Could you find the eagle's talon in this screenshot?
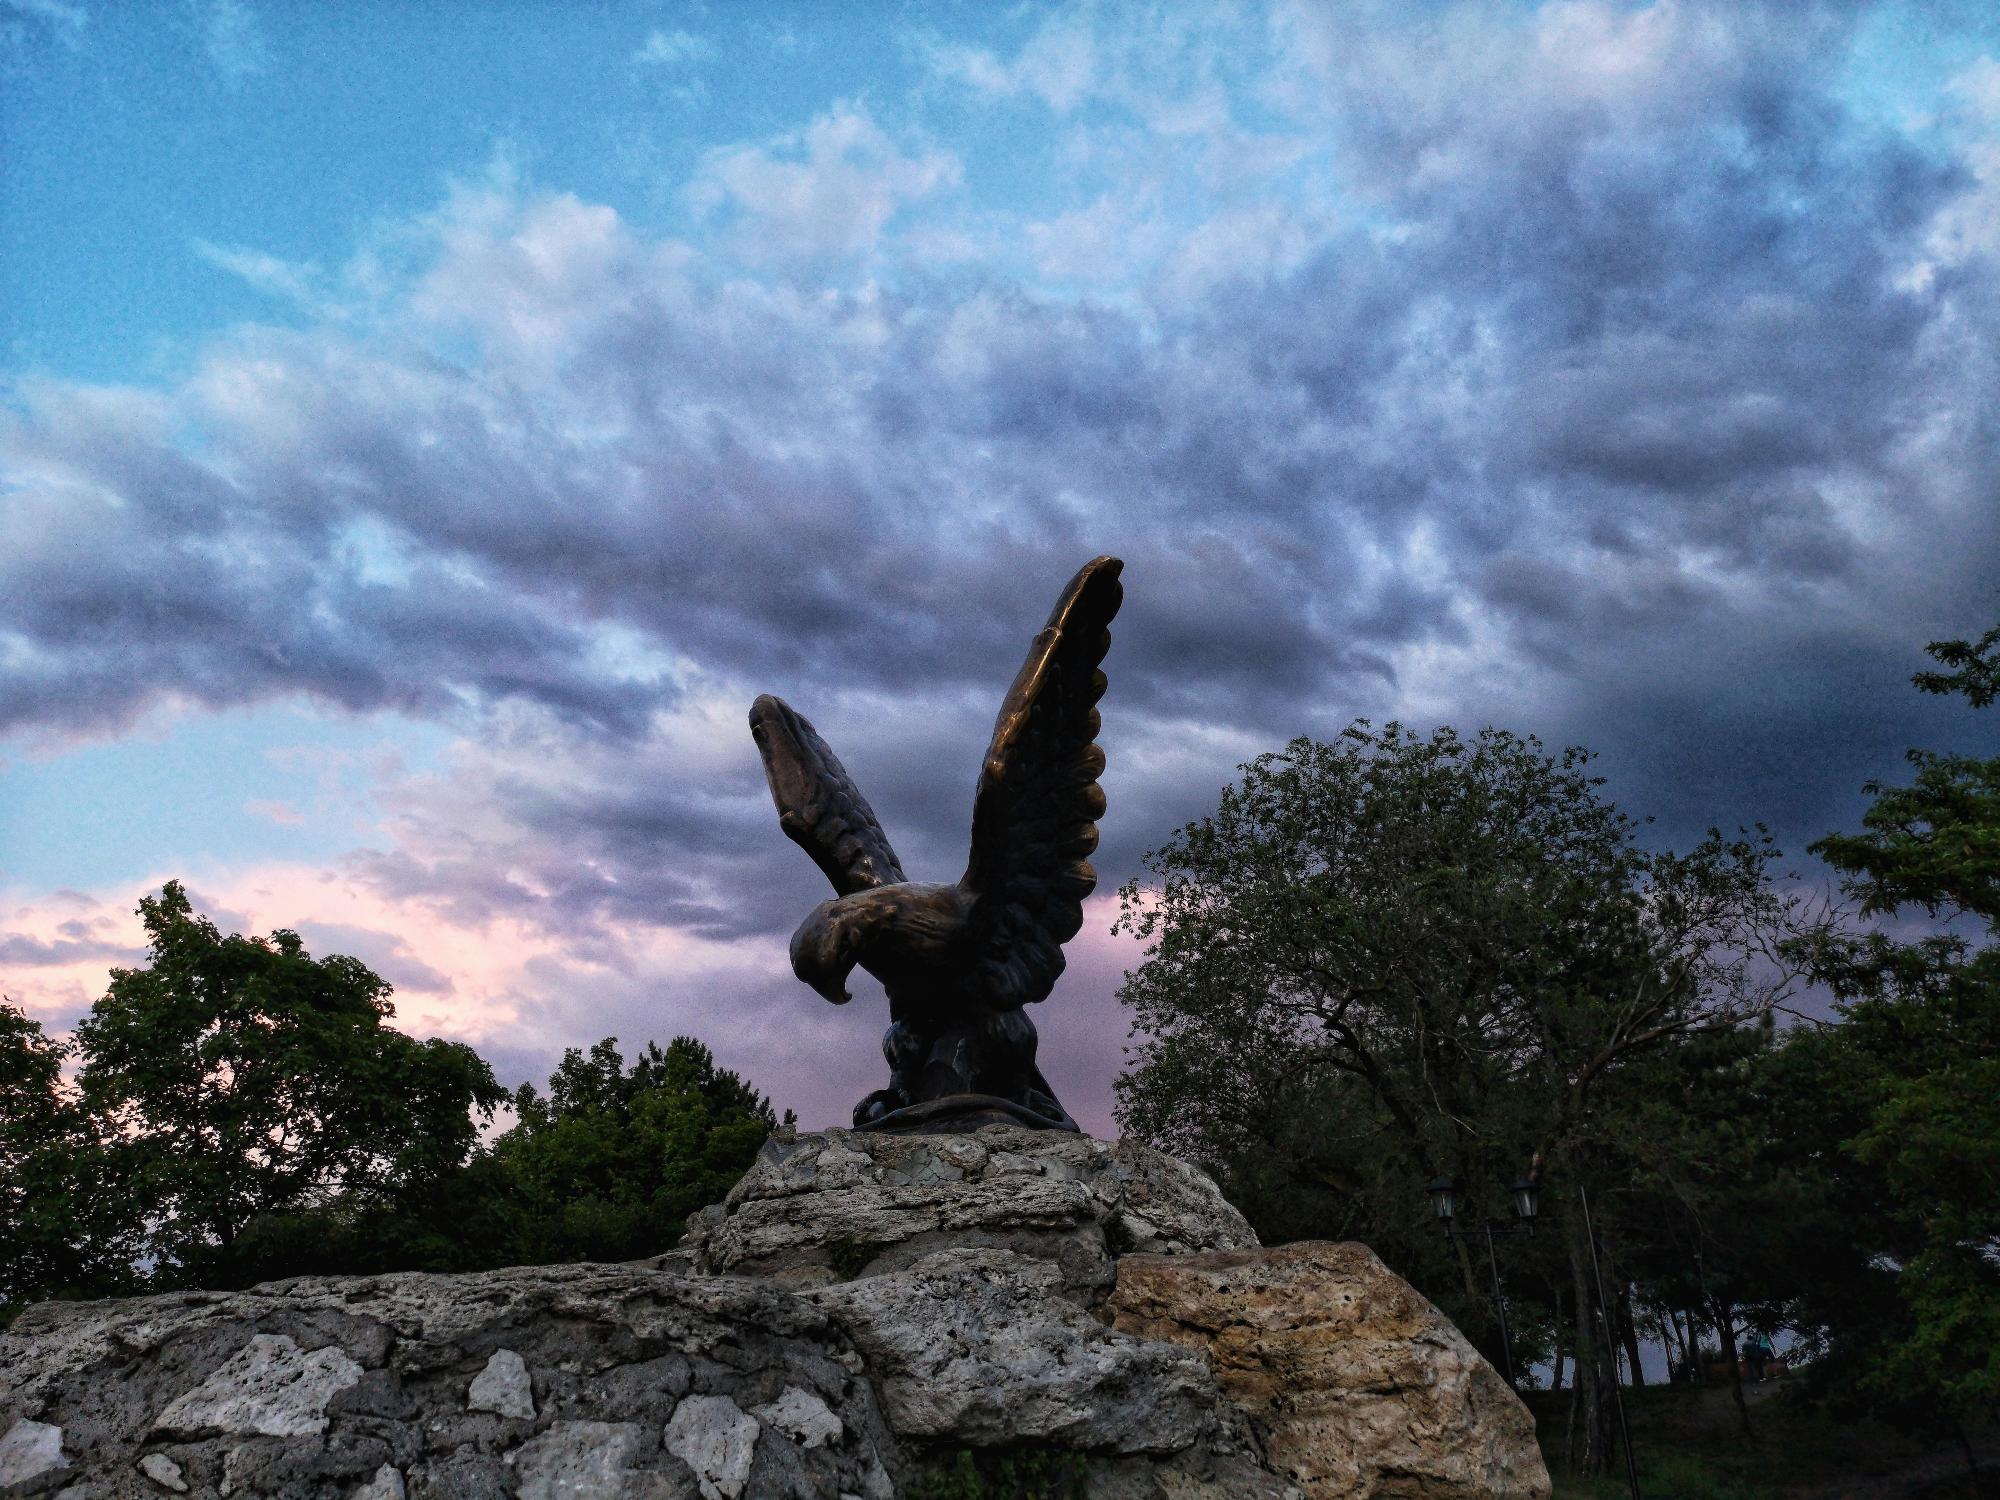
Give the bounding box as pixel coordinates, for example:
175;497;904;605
852;1088;907;1127
1018;1087;1066;1123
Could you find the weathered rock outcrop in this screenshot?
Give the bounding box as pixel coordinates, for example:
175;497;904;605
0;1129;1549;1499
1107;1242;1549;1499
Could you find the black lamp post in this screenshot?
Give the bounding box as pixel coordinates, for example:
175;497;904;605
1426;1173;1538;1388
1580;1184;1643;1500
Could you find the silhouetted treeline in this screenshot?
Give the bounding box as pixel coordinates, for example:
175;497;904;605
2;884;784;1317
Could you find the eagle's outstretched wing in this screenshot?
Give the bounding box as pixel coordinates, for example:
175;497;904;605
960;555;1122;1010
751;694;906;895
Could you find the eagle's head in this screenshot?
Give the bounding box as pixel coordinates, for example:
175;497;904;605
788;883;969;1005
788;895;871;1004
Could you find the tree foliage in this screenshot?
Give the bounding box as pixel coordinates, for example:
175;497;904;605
492;1035;788;1265
1105;634;2000;1477
0;1001;136;1318
1114;721;1814;1474
1788;624;2000;1418
1;885;791;1310
198;1036;788;1282
73;881;507;1283
1115;723;1806;1170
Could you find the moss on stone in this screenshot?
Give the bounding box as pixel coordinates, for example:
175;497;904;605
907;1447;1089;1500
823;1237;877;1279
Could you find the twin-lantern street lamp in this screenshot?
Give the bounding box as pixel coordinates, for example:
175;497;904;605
1429;1175;1543;1228
1425;1175;1541;1388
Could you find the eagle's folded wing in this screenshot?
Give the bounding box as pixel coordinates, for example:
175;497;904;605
960;555;1122;1010
751;694;906;895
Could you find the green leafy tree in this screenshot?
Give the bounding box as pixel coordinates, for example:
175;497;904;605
0;1001;136;1318
75;882;505;1285
1791;623;2000;1425
187;1152;525;1285
1114;722;1813;1476
208;1037;789;1277
1610;1022;1873;1430
491;1035;789;1264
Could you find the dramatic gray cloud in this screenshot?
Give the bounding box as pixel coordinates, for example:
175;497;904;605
5;0;1998;1125
0;933;140;966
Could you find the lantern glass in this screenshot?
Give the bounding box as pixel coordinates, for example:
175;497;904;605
1511;1178;1541;1222
1427;1177;1458;1222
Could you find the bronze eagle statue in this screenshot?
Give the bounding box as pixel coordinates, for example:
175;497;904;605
749;555;1123;1133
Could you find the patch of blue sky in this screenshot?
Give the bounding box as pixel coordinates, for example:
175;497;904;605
0;701;451;890
2;2;977;382
1836;0;2000;131
6;0;1357;384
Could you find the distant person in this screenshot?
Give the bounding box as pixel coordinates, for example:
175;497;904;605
1744;1331;1773;1381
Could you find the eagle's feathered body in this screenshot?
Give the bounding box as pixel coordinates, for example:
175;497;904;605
750;556;1122;1130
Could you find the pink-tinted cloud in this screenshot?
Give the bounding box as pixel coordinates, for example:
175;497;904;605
0;858;1147;1132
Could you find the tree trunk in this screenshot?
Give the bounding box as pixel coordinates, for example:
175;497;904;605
1450;1228;1481;1307
1710;1294;1755;1439
1563;1221;1614;1476
1685;1303;1710;1384
1617;1288;1646;1389
1668;1305;1694;1383
1593;1234;1645;1392
1563;1376;1579;1464
1550;1281;1568;1392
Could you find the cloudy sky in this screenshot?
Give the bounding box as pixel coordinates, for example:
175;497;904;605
3;0;1998;1136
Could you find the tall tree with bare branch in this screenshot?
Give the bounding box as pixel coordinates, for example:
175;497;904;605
1114;722;1816;1477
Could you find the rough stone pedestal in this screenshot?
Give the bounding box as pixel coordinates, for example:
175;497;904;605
684;1124;1256;1294
0;1127;1550;1500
